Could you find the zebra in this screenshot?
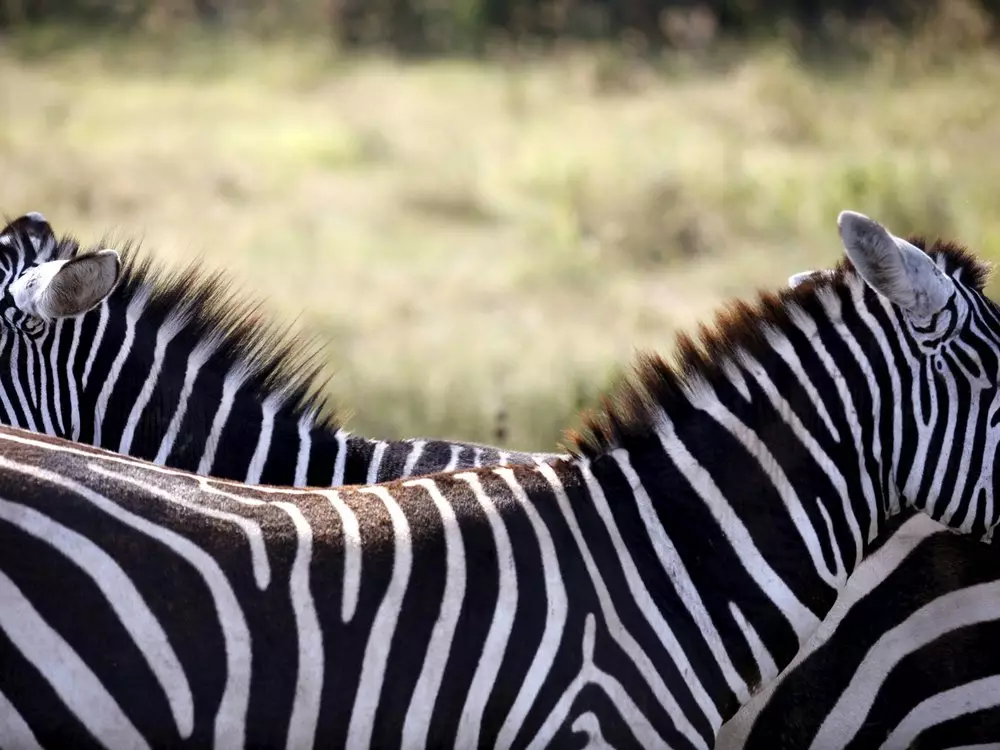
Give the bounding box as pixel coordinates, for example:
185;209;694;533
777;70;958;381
712;266;1000;749
0;212;564;485
715;509;1000;749
5;208;1000;749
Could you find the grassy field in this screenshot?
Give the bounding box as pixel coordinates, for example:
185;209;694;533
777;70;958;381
3;27;1000;451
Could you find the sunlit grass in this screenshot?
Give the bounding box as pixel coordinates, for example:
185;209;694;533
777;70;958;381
4;29;1000;450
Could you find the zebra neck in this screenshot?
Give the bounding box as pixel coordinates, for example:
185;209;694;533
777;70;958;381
572;358;900;725
51;337;546;487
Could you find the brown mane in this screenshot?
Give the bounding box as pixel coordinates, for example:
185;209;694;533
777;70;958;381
85;234;342;430
567;236;993;458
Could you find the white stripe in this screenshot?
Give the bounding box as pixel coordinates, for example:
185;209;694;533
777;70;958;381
728;601;777;687
454;471;518;748
401;478;466;748
245;393;283;484
401;440;425;478
319;490;362;623
0;688;44;750
25;324;38;413
331;431;349;486
48;320;66;436
924;361;959;519
346;486;412;749
366;442;387;485
0;569;150;750
605;451;737;715
33;327;54;437
942;337;991;524
537;462;709;749
294;415;312;487
81;300;109;391
722;360;751;402
153;335;220;466
119;314;184;456
0;330;22;428
0;496;194;736
66;316;83;441
880;676;1000;750
94;289;148;447
444;444;461;472
273;501;323;750
197;362;251;476
940;384;979;523
494;467;568;750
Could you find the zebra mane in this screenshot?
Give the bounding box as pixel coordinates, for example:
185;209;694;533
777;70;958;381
568;237;993;458
85;235;341;430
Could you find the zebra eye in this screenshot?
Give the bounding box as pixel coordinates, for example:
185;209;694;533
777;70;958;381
935;357;946;373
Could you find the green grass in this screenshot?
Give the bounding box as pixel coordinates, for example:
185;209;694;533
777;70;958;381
4;28;1000;451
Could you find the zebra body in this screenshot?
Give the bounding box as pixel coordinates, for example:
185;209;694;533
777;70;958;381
7;210;1000;748
4;427;648;750
717;511;1000;749
0;213;563;485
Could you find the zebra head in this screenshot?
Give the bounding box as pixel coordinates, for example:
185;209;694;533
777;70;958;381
0;213;121;334
836;210;1000;534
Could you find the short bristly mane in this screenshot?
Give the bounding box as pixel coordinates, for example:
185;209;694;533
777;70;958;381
569;237;993;459
74;234;341;430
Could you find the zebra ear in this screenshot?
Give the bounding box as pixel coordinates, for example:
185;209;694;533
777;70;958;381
837;210;953;320
9;249;121;320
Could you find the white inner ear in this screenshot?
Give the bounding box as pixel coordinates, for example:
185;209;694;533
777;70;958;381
9;249;121;321
837;210;953;321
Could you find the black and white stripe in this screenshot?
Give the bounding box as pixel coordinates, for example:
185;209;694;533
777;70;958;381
0;213;562;486
5;209;1000;749
717;510;1000;749
715;233;1000;749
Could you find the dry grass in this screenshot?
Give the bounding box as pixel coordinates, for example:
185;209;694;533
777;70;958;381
4;29;1000;451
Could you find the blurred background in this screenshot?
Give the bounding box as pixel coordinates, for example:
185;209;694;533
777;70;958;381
2;0;999;450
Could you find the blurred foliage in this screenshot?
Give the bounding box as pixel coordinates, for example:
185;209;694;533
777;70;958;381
0;0;997;56
4;5;1000;448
